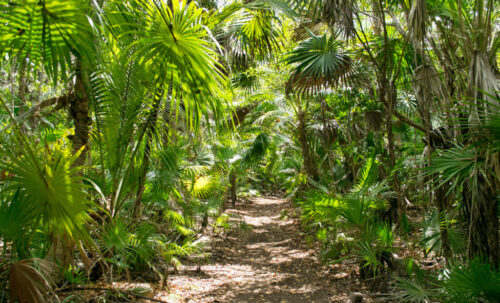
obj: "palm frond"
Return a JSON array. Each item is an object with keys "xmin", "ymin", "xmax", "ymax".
[
  {"xmin": 407, "ymin": 0, "xmax": 428, "ymax": 45},
  {"xmin": 224, "ymin": 6, "xmax": 284, "ymax": 68},
  {"xmin": 392, "ymin": 276, "xmax": 437, "ymax": 303},
  {"xmin": 352, "ymin": 153, "xmax": 378, "ymax": 193},
  {"xmin": 9, "ymin": 259, "xmax": 55, "ymax": 303},
  {"xmin": 443, "ymin": 259, "xmax": 500, "ymax": 302},
  {"xmin": 425, "ymin": 145, "xmax": 479, "ymax": 193},
  {"xmin": 241, "ymin": 133, "xmax": 271, "ymax": 168},
  {"xmin": 285, "ymin": 0, "xmax": 355, "ymax": 38},
  {"xmin": 0, "ymin": 0, "xmax": 94, "ymax": 82},
  {"xmin": 1, "ymin": 136, "xmax": 92, "ymax": 244},
  {"xmin": 128, "ymin": 0, "xmax": 226, "ymax": 128},
  {"xmin": 231, "ymin": 72, "xmax": 259, "ymax": 92},
  {"xmin": 286, "ymin": 33, "xmax": 355, "ymax": 95}
]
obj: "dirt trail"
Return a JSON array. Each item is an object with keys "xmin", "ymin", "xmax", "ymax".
[{"xmin": 164, "ymin": 196, "xmax": 352, "ymax": 303}]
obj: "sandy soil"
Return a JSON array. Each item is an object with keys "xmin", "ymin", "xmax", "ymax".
[{"xmin": 161, "ymin": 196, "xmax": 358, "ymax": 303}]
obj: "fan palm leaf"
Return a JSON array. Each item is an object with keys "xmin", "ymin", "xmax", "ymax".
[
  {"xmin": 133, "ymin": 0, "xmax": 224, "ymax": 87},
  {"xmin": 443, "ymin": 259, "xmax": 500, "ymax": 302},
  {"xmin": 226, "ymin": 7, "xmax": 284, "ymax": 62},
  {"xmin": 0, "ymin": 0, "xmax": 94, "ymax": 82},
  {"xmin": 286, "ymin": 33, "xmax": 355, "ymax": 95},
  {"xmin": 107, "ymin": 0, "xmax": 226, "ymax": 129},
  {"xmin": 1, "ymin": 144, "xmax": 92, "ymax": 243},
  {"xmin": 9, "ymin": 259, "xmax": 55, "ymax": 303}
]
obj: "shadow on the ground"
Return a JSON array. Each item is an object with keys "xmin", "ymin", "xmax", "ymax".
[{"xmin": 167, "ymin": 197, "xmax": 342, "ymax": 302}]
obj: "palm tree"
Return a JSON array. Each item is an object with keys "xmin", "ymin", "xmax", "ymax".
[
  {"xmin": 285, "ymin": 32, "xmax": 354, "ymax": 182},
  {"xmin": 106, "ymin": 0, "xmax": 227, "ymax": 218},
  {"xmin": 401, "ymin": 0, "xmax": 499, "ymax": 265},
  {"xmin": 0, "ymin": 0, "xmax": 100, "ymax": 279},
  {"xmin": 0, "ymin": 0, "xmax": 96, "ymax": 168}
]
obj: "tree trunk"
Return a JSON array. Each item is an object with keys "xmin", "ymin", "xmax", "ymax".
[
  {"xmin": 297, "ymin": 110, "xmax": 319, "ymax": 182},
  {"xmin": 383, "ymin": 81, "xmax": 405, "ymax": 223},
  {"xmin": 17, "ymin": 58, "xmax": 27, "ymax": 132},
  {"xmin": 229, "ymin": 167, "xmax": 237, "ymax": 208},
  {"xmin": 415, "ymin": 70, "xmax": 453, "ymax": 260},
  {"xmin": 466, "ymin": 173, "xmax": 499, "ymax": 268},
  {"xmin": 132, "ymin": 131, "xmax": 154, "ymax": 219},
  {"xmin": 71, "ymin": 62, "xmax": 90, "ymax": 169},
  {"xmin": 371, "ymin": 1, "xmax": 383, "ymax": 36}
]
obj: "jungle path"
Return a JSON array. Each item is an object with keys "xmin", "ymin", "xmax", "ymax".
[{"xmin": 164, "ymin": 196, "xmax": 356, "ymax": 303}]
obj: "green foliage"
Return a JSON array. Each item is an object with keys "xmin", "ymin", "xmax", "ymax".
[
  {"xmin": 442, "ymin": 260, "xmax": 500, "ymax": 303},
  {"xmin": 99, "ymin": 217, "xmax": 199, "ymax": 277},
  {"xmin": 242, "ymin": 133, "xmax": 271, "ymax": 168},
  {"xmin": 0, "ymin": 0, "xmax": 94, "ymax": 82},
  {"xmin": 62, "ymin": 265, "xmax": 88, "ymax": 285},
  {"xmin": 214, "ymin": 214, "xmax": 230, "ymax": 229},
  {"xmin": 0, "ymin": 130, "xmax": 92, "ymax": 260},
  {"xmin": 299, "ymin": 189, "xmax": 340, "ymax": 227},
  {"xmin": 420, "ymin": 211, "xmax": 466, "ymax": 256},
  {"xmin": 376, "ymin": 223, "xmax": 393, "ymax": 248},
  {"xmin": 392, "ymin": 275, "xmax": 437, "ymax": 303},
  {"xmin": 224, "ymin": 3, "xmax": 285, "ymax": 67},
  {"xmin": 286, "ymin": 33, "xmax": 354, "ymax": 95},
  {"xmin": 299, "ymin": 154, "xmax": 386, "ymax": 230},
  {"xmin": 357, "ymin": 241, "xmax": 381, "ymax": 276},
  {"xmin": 426, "ymin": 146, "xmax": 479, "ymax": 193},
  {"xmin": 392, "ymin": 259, "xmax": 500, "ymax": 303},
  {"xmin": 231, "ymin": 72, "xmax": 259, "ymax": 92},
  {"xmin": 0, "ymin": 0, "xmax": 499, "ymax": 298}
]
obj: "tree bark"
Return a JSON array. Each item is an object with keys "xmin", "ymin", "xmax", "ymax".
[
  {"xmin": 297, "ymin": 109, "xmax": 319, "ymax": 182},
  {"xmin": 133, "ymin": 130, "xmax": 154, "ymax": 219},
  {"xmin": 71, "ymin": 62, "xmax": 91, "ymax": 169},
  {"xmin": 17, "ymin": 58, "xmax": 27, "ymax": 132},
  {"xmin": 229, "ymin": 167, "xmax": 237, "ymax": 208},
  {"xmin": 383, "ymin": 81, "xmax": 405, "ymax": 223},
  {"xmin": 466, "ymin": 173, "xmax": 499, "ymax": 268}
]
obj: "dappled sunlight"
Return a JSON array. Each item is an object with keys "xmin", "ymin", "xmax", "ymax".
[
  {"xmin": 165, "ymin": 197, "xmax": 347, "ymax": 302},
  {"xmin": 1, "ymin": 1, "xmax": 497, "ymax": 302}
]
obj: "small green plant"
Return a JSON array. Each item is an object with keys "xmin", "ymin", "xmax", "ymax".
[
  {"xmin": 391, "ymin": 258, "xmax": 440, "ymax": 302},
  {"xmin": 392, "ymin": 275, "xmax": 437, "ymax": 303},
  {"xmin": 280, "ymin": 209, "xmax": 289, "ymax": 220},
  {"xmin": 357, "ymin": 241, "xmax": 382, "ymax": 278},
  {"xmin": 420, "ymin": 211, "xmax": 466, "ymax": 257},
  {"xmin": 392, "ymin": 259, "xmax": 500, "ymax": 303},
  {"xmin": 62, "ymin": 265, "xmax": 88, "ymax": 285},
  {"xmin": 214, "ymin": 214, "xmax": 230, "ymax": 230},
  {"xmin": 376, "ymin": 223, "xmax": 394, "ymax": 248},
  {"xmin": 238, "ymin": 221, "xmax": 252, "ymax": 231},
  {"xmin": 442, "ymin": 259, "xmax": 500, "ymax": 303}
]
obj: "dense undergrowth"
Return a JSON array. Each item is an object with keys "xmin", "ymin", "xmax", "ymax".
[{"xmin": 0, "ymin": 0, "xmax": 499, "ymax": 302}]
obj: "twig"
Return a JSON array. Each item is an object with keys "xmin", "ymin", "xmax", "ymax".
[
  {"xmin": 56, "ymin": 286, "xmax": 170, "ymax": 303},
  {"xmin": 393, "ymin": 111, "xmax": 426, "ymax": 133},
  {"xmin": 0, "ymin": 93, "xmax": 74, "ymax": 134}
]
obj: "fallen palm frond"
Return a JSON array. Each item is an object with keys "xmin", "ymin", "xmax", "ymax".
[{"xmin": 9, "ymin": 259, "xmax": 55, "ymax": 303}]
